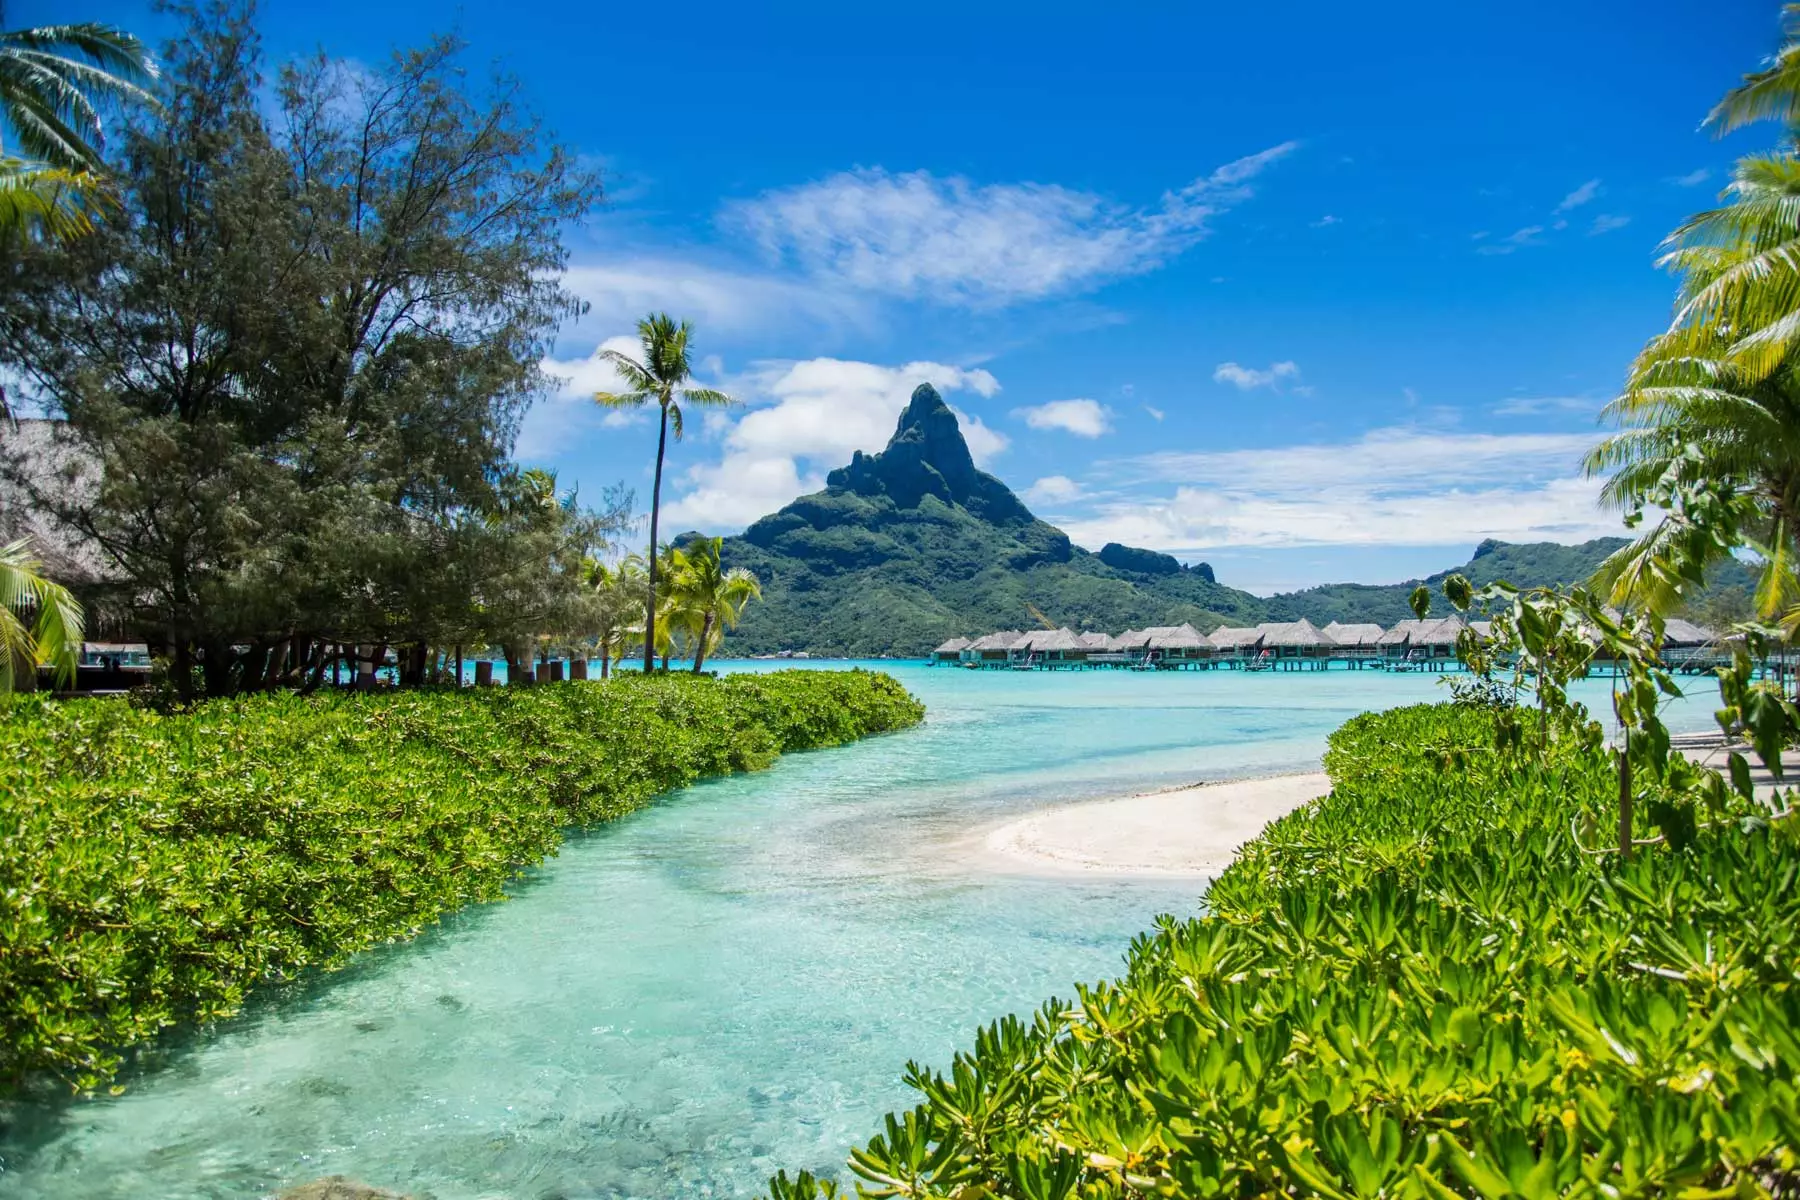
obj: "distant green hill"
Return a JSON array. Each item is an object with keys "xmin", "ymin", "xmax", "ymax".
[{"xmin": 715, "ymin": 384, "xmax": 1656, "ymax": 656}]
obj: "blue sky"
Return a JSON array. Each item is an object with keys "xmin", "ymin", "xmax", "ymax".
[{"xmin": 37, "ymin": 0, "xmax": 1784, "ymax": 592}]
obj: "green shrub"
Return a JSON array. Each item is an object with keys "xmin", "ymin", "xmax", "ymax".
[
  {"xmin": 780, "ymin": 702, "xmax": 1800, "ymax": 1199},
  {"xmin": 0, "ymin": 670, "xmax": 922, "ymax": 1095}
]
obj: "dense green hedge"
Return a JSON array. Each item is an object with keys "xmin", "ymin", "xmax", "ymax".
[
  {"xmin": 775, "ymin": 703, "xmax": 1800, "ymax": 1200},
  {"xmin": 0, "ymin": 670, "xmax": 923, "ymax": 1095}
]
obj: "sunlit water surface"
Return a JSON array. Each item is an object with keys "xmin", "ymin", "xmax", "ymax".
[{"xmin": 0, "ymin": 664, "xmax": 1723, "ymax": 1199}]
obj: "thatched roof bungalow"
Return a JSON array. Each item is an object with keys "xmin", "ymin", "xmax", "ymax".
[
  {"xmin": 1208, "ymin": 626, "xmax": 1264, "ymax": 656},
  {"xmin": 1012, "ymin": 628, "xmax": 1085, "ymax": 662},
  {"xmin": 1112, "ymin": 628, "xmax": 1154, "ymax": 653},
  {"xmin": 1147, "ymin": 623, "xmax": 1212, "ymax": 660},
  {"xmin": 964, "ymin": 631, "xmax": 1024, "ymax": 662},
  {"xmin": 1661, "ymin": 618, "xmax": 1718, "ymax": 647},
  {"xmin": 1258, "ymin": 618, "xmax": 1338, "ymax": 658},
  {"xmin": 1077, "ymin": 631, "xmax": 1114, "ymax": 651},
  {"xmin": 1377, "ymin": 619, "xmax": 1432, "ymax": 652},
  {"xmin": 930, "ymin": 636, "xmax": 971, "ymax": 663},
  {"xmin": 1323, "ymin": 622, "xmax": 1384, "ymax": 649}
]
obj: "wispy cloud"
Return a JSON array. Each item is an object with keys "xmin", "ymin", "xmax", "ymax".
[
  {"xmin": 1013, "ymin": 398, "xmax": 1114, "ymax": 437},
  {"xmin": 1143, "ymin": 404, "xmax": 1165, "ymax": 422},
  {"xmin": 1492, "ymin": 394, "xmax": 1604, "ymax": 417},
  {"xmin": 1213, "ymin": 360, "xmax": 1301, "ymax": 390},
  {"xmin": 1311, "ymin": 214, "xmax": 1341, "ymax": 228},
  {"xmin": 1589, "ymin": 213, "xmax": 1631, "ymax": 236},
  {"xmin": 1475, "ymin": 225, "xmax": 1545, "ymax": 256},
  {"xmin": 1055, "ymin": 427, "xmax": 1618, "ymax": 553},
  {"xmin": 1555, "ymin": 179, "xmax": 1602, "ymax": 214},
  {"xmin": 559, "ymin": 259, "xmax": 869, "ymax": 338},
  {"xmin": 659, "ymin": 359, "xmax": 1006, "ymax": 529},
  {"xmin": 723, "ymin": 142, "xmax": 1299, "ymax": 306},
  {"xmin": 1670, "ymin": 167, "xmax": 1712, "ymax": 187}
]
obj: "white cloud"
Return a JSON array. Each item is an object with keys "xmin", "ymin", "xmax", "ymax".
[
  {"xmin": 1213, "ymin": 360, "xmax": 1301, "ymax": 390},
  {"xmin": 1143, "ymin": 404, "xmax": 1165, "ymax": 421},
  {"xmin": 1311, "ymin": 214, "xmax": 1341, "ymax": 228},
  {"xmin": 1589, "ymin": 213, "xmax": 1632, "ymax": 236},
  {"xmin": 1475, "ymin": 225, "xmax": 1545, "ymax": 256},
  {"xmin": 1670, "ymin": 167, "xmax": 1712, "ymax": 187},
  {"xmin": 660, "ymin": 359, "xmax": 1007, "ymax": 530},
  {"xmin": 559, "ymin": 259, "xmax": 867, "ymax": 337},
  {"xmin": 1013, "ymin": 397, "xmax": 1114, "ymax": 437},
  {"xmin": 1056, "ymin": 427, "xmax": 1616, "ymax": 553},
  {"xmin": 517, "ymin": 334, "xmax": 649, "ymax": 459},
  {"xmin": 723, "ymin": 142, "xmax": 1298, "ymax": 306},
  {"xmin": 1555, "ymin": 179, "xmax": 1601, "ymax": 213},
  {"xmin": 1024, "ymin": 475, "xmax": 1083, "ymax": 505}
]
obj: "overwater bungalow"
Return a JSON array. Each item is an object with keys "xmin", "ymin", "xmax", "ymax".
[
  {"xmin": 1376, "ymin": 618, "xmax": 1432, "ymax": 661},
  {"xmin": 1011, "ymin": 627, "xmax": 1086, "ymax": 667},
  {"xmin": 1078, "ymin": 630, "xmax": 1113, "ymax": 652},
  {"xmin": 962, "ymin": 631, "xmax": 1024, "ymax": 665},
  {"xmin": 1146, "ymin": 624, "xmax": 1213, "ymax": 668},
  {"xmin": 1257, "ymin": 619, "xmax": 1338, "ymax": 668},
  {"xmin": 1323, "ymin": 622, "xmax": 1383, "ymax": 662},
  {"xmin": 1207, "ymin": 626, "xmax": 1264, "ymax": 661},
  {"xmin": 930, "ymin": 636, "xmax": 971, "ymax": 664}
]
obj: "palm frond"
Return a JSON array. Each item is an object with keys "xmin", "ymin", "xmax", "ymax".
[{"xmin": 0, "ymin": 157, "xmax": 111, "ymax": 239}]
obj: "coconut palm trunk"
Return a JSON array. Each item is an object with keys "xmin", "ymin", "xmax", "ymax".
[
  {"xmin": 692, "ymin": 611, "xmax": 716, "ymax": 673},
  {"xmin": 644, "ymin": 403, "xmax": 669, "ymax": 673}
]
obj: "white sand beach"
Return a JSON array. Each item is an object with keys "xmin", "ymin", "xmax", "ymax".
[{"xmin": 976, "ymin": 772, "xmax": 1331, "ymax": 878}]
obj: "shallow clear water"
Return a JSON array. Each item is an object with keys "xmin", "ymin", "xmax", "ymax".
[{"xmin": 0, "ymin": 665, "xmax": 1723, "ymax": 1199}]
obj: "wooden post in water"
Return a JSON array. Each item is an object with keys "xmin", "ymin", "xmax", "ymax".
[
  {"xmin": 475, "ymin": 660, "xmax": 494, "ymax": 687},
  {"xmin": 570, "ymin": 658, "xmax": 588, "ymax": 681}
]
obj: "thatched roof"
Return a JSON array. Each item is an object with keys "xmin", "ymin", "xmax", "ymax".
[
  {"xmin": 1148, "ymin": 623, "xmax": 1209, "ymax": 651},
  {"xmin": 1323, "ymin": 621, "xmax": 1384, "ymax": 647},
  {"xmin": 1259, "ymin": 618, "xmax": 1338, "ymax": 649},
  {"xmin": 1016, "ymin": 628, "xmax": 1083, "ymax": 653},
  {"xmin": 1377, "ymin": 619, "xmax": 1432, "ymax": 646},
  {"xmin": 1112, "ymin": 628, "xmax": 1153, "ymax": 651},
  {"xmin": 1078, "ymin": 631, "xmax": 1113, "ymax": 649},
  {"xmin": 967, "ymin": 630, "xmax": 1025, "ymax": 651},
  {"xmin": 1208, "ymin": 626, "xmax": 1263, "ymax": 649},
  {"xmin": 0, "ymin": 419, "xmax": 116, "ymax": 588},
  {"xmin": 1412, "ymin": 616, "xmax": 1470, "ymax": 647},
  {"xmin": 932, "ymin": 636, "xmax": 971, "ymax": 654},
  {"xmin": 1661, "ymin": 619, "xmax": 1717, "ymax": 647}
]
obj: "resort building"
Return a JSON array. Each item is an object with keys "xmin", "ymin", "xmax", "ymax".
[
  {"xmin": 1256, "ymin": 619, "xmax": 1339, "ymax": 667},
  {"xmin": 1323, "ymin": 622, "xmax": 1383, "ymax": 663},
  {"xmin": 1010, "ymin": 628, "xmax": 1086, "ymax": 667},
  {"xmin": 929, "ymin": 636, "xmax": 971, "ymax": 664},
  {"xmin": 1146, "ymin": 624, "xmax": 1212, "ymax": 667},
  {"xmin": 962, "ymin": 631, "xmax": 1025, "ymax": 664},
  {"xmin": 1207, "ymin": 626, "xmax": 1264, "ymax": 660}
]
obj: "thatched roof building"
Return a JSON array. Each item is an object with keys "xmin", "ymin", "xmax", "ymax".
[
  {"xmin": 966, "ymin": 631, "xmax": 1024, "ymax": 657},
  {"xmin": 1112, "ymin": 628, "xmax": 1153, "ymax": 652},
  {"xmin": 1377, "ymin": 619, "xmax": 1432, "ymax": 647},
  {"xmin": 1323, "ymin": 621, "xmax": 1383, "ymax": 648},
  {"xmin": 931, "ymin": 636, "xmax": 971, "ymax": 661},
  {"xmin": 1015, "ymin": 628, "xmax": 1083, "ymax": 655},
  {"xmin": 1662, "ymin": 618, "xmax": 1718, "ymax": 647},
  {"xmin": 1208, "ymin": 626, "xmax": 1264, "ymax": 651},
  {"xmin": 1147, "ymin": 624, "xmax": 1209, "ymax": 652},
  {"xmin": 1077, "ymin": 631, "xmax": 1114, "ymax": 651},
  {"xmin": 1258, "ymin": 618, "xmax": 1338, "ymax": 652}
]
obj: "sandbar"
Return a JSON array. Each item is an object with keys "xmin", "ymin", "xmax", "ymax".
[{"xmin": 976, "ymin": 772, "xmax": 1330, "ymax": 878}]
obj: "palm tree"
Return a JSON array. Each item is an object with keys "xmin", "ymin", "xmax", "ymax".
[
  {"xmin": 1, "ymin": 538, "xmax": 83, "ymax": 692},
  {"xmin": 667, "ymin": 537, "xmax": 760, "ymax": 673},
  {"xmin": 593, "ymin": 315, "xmax": 733, "ymax": 672},
  {"xmin": 583, "ymin": 557, "xmax": 643, "ymax": 680},
  {"xmin": 0, "ymin": 19, "xmax": 158, "ymax": 239},
  {"xmin": 1588, "ymin": 18, "xmax": 1800, "ymax": 615}
]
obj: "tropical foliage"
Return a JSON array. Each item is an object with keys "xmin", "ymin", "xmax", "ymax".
[
  {"xmin": 666, "ymin": 536, "xmax": 762, "ymax": 672},
  {"xmin": 0, "ymin": 669, "xmax": 924, "ymax": 1096},
  {"xmin": 766, "ymin": 700, "xmax": 1800, "ymax": 1200},
  {"xmin": 1590, "ymin": 5, "xmax": 1800, "ymax": 624},
  {"xmin": 0, "ymin": 536, "xmax": 82, "ymax": 690},
  {"xmin": 595, "ymin": 315, "xmax": 735, "ymax": 671},
  {"xmin": 0, "ymin": 7, "xmax": 620, "ymax": 697},
  {"xmin": 0, "ymin": 19, "xmax": 157, "ymax": 239}
]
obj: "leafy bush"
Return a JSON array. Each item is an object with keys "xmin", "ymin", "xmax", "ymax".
[
  {"xmin": 774, "ymin": 703, "xmax": 1800, "ymax": 1199},
  {"xmin": 0, "ymin": 670, "xmax": 923, "ymax": 1095}
]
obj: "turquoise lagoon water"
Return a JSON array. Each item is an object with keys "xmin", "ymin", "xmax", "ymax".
[{"xmin": 0, "ymin": 664, "xmax": 1725, "ymax": 1199}]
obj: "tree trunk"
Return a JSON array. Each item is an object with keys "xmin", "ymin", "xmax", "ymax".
[
  {"xmin": 1617, "ymin": 744, "xmax": 1633, "ymax": 860},
  {"xmin": 645, "ymin": 401, "xmax": 670, "ymax": 673},
  {"xmin": 454, "ymin": 643, "xmax": 464, "ymax": 688},
  {"xmin": 599, "ymin": 638, "xmax": 611, "ymax": 680},
  {"xmin": 692, "ymin": 611, "xmax": 715, "ymax": 673}
]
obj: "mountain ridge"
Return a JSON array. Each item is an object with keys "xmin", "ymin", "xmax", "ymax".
[{"xmin": 716, "ymin": 384, "xmax": 1643, "ymax": 655}]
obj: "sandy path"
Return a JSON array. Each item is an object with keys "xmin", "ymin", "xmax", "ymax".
[{"xmin": 975, "ymin": 772, "xmax": 1331, "ymax": 878}]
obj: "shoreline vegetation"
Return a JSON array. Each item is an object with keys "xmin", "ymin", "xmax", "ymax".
[
  {"xmin": 769, "ymin": 703, "xmax": 1800, "ymax": 1200},
  {"xmin": 0, "ymin": 669, "xmax": 924, "ymax": 1098}
]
